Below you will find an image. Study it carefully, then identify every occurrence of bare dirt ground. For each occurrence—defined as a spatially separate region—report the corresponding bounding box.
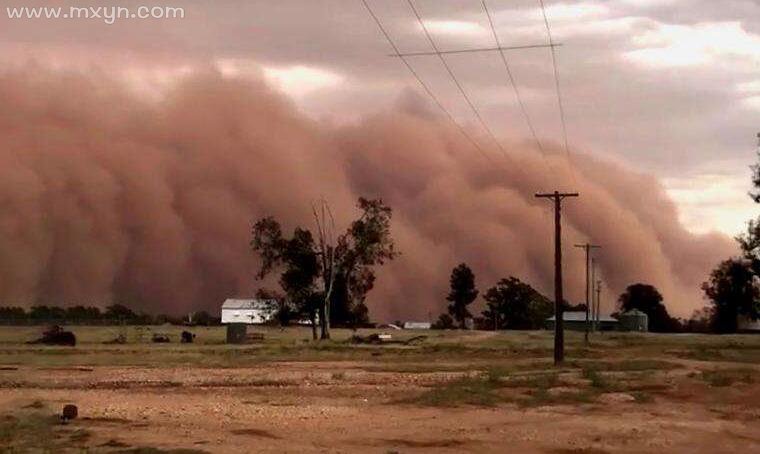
[0,328,758,453]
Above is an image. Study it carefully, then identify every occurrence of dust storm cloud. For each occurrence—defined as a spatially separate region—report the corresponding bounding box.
[0,67,734,319]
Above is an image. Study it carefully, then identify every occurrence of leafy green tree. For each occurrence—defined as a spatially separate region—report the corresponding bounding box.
[618,283,680,332]
[252,220,321,339]
[65,306,102,323]
[432,313,455,329]
[750,147,760,204]
[251,198,397,339]
[702,258,760,333]
[685,307,715,333]
[255,288,296,327]
[104,304,138,322]
[446,263,478,329]
[0,306,26,323]
[702,147,760,332]
[482,277,553,330]
[192,310,215,326]
[29,305,66,321]
[331,198,397,331]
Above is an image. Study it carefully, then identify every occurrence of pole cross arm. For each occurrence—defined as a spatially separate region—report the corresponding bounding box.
[535,192,579,199]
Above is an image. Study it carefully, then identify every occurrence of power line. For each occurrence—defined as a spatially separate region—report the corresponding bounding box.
[405,0,514,164]
[360,0,497,165]
[538,0,578,186]
[481,0,554,172]
[389,42,561,57]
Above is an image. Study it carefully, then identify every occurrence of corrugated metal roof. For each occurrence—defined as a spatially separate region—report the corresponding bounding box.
[403,322,431,329]
[547,311,618,323]
[621,309,647,317]
[221,298,275,310]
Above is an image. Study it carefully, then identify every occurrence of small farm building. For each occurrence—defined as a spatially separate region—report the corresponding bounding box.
[403,321,431,330]
[545,311,618,331]
[221,298,276,325]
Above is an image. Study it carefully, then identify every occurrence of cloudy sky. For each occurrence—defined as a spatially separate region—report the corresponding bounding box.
[2,0,759,236]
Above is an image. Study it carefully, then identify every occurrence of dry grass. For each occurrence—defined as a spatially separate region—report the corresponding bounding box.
[0,328,759,452]
[701,368,756,387]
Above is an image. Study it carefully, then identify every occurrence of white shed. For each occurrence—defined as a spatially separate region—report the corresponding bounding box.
[403,321,431,330]
[738,314,760,332]
[221,298,277,325]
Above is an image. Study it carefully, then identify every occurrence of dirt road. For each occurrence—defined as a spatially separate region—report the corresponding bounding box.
[1,361,759,453]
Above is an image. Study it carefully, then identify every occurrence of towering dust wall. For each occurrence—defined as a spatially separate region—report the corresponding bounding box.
[0,68,734,318]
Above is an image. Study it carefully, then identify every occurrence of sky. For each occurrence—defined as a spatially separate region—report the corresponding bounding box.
[1,0,759,235]
[0,0,757,318]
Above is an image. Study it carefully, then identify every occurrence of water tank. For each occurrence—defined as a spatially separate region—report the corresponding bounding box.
[226,323,248,344]
[618,309,648,332]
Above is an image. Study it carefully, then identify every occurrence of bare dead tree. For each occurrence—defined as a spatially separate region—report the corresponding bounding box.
[312,199,337,340]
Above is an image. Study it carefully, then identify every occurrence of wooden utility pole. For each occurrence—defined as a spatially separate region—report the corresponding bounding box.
[574,243,600,343]
[536,191,579,365]
[591,258,597,332]
[595,279,602,331]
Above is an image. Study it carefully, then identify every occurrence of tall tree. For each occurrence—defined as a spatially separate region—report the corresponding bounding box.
[702,139,760,332]
[482,277,553,330]
[740,142,760,295]
[432,313,455,329]
[618,283,679,332]
[311,200,338,339]
[333,198,397,329]
[702,258,760,333]
[251,219,321,339]
[446,263,478,328]
[251,197,397,339]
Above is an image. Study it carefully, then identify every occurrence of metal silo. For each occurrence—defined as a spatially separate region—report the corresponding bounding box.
[619,309,648,332]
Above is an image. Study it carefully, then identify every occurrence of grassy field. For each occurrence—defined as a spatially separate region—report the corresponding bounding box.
[1,325,759,367]
[0,327,759,452]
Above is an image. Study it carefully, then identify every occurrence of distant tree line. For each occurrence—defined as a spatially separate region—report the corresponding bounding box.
[0,304,220,326]
[431,262,753,334]
[432,263,553,331]
[430,148,760,334]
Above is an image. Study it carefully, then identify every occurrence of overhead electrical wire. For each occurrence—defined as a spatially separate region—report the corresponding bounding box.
[481,0,554,176]
[538,0,578,186]
[360,0,498,166]
[405,0,515,165]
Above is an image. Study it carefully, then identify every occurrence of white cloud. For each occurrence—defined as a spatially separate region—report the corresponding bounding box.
[215,59,344,98]
[262,65,345,98]
[625,45,708,67]
[420,20,486,36]
[736,80,760,93]
[537,2,609,21]
[553,17,642,38]
[624,21,760,68]
[664,172,756,235]
[616,0,681,7]
[741,96,760,112]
